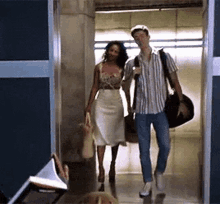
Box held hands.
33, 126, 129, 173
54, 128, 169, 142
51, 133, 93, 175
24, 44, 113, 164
127, 105, 134, 115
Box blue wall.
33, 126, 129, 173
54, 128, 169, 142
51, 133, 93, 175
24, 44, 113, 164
0, 78, 51, 198
214, 1, 220, 57
0, 0, 48, 61
210, 76, 220, 203
210, 1, 220, 203
0, 0, 52, 199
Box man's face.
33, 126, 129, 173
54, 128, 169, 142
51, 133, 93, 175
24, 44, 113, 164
133, 30, 150, 49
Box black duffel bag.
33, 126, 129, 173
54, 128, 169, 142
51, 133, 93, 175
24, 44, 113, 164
164, 91, 194, 128
159, 49, 194, 128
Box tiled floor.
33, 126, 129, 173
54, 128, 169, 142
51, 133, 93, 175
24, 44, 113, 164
58, 135, 202, 204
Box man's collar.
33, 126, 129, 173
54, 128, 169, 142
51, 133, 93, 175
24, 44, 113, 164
138, 46, 158, 60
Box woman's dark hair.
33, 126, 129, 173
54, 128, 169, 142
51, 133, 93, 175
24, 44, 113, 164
103, 41, 128, 69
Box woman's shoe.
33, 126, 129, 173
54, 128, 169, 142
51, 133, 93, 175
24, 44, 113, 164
98, 183, 105, 192
109, 162, 116, 182
98, 167, 105, 183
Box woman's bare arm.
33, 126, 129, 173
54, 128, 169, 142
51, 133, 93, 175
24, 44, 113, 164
85, 65, 100, 114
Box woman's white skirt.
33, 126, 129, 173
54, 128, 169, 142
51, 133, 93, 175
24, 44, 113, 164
93, 89, 125, 147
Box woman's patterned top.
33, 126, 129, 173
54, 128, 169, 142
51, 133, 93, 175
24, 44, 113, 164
99, 63, 122, 89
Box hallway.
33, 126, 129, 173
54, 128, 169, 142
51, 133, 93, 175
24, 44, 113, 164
58, 135, 202, 204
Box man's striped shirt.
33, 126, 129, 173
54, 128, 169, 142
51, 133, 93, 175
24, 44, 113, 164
124, 48, 178, 114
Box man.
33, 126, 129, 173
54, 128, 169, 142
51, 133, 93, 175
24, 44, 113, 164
123, 25, 188, 197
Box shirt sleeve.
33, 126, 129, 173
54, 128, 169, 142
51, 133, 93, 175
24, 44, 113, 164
123, 59, 134, 81
165, 52, 178, 73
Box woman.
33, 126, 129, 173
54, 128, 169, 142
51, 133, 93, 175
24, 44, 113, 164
85, 41, 128, 183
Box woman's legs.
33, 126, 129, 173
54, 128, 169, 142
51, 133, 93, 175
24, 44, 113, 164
109, 144, 119, 182
97, 145, 106, 182
97, 144, 120, 182
111, 144, 119, 163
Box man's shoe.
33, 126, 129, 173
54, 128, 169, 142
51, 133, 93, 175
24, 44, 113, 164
154, 172, 165, 191
139, 182, 152, 198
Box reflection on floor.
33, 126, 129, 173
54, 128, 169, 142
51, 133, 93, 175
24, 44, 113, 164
58, 136, 202, 204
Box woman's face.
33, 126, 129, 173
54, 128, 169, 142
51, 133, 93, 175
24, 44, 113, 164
107, 44, 120, 62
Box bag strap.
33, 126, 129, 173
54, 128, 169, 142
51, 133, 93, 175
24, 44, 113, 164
132, 56, 140, 110
159, 49, 173, 86
134, 56, 139, 67
159, 49, 175, 97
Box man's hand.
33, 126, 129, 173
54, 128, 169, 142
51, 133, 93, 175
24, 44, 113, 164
177, 102, 189, 118
133, 67, 141, 76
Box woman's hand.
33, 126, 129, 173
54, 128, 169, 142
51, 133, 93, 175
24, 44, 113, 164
85, 105, 91, 116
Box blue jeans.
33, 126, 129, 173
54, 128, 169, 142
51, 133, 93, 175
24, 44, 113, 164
135, 112, 170, 182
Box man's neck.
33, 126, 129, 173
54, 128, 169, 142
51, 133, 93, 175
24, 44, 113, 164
141, 46, 152, 61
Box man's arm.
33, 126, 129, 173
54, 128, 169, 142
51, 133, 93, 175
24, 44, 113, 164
169, 71, 183, 101
169, 71, 189, 117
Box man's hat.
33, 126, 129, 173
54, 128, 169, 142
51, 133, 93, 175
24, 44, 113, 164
131, 25, 149, 37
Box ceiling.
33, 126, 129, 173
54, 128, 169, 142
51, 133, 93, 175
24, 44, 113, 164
95, 0, 203, 12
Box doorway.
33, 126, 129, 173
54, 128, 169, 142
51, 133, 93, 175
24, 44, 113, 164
94, 7, 203, 203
